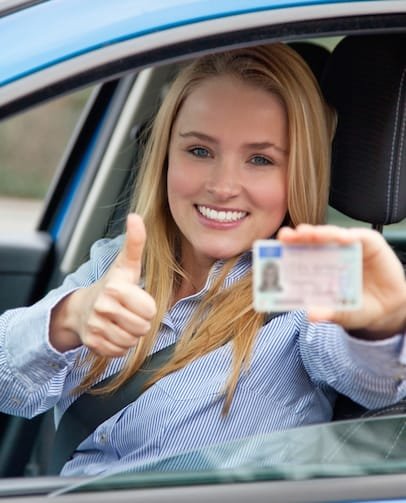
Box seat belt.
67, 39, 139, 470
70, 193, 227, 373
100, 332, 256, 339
47, 342, 175, 475
47, 312, 284, 475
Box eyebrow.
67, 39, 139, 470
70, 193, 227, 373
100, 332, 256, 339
178, 131, 288, 154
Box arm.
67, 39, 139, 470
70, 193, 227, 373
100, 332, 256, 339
298, 317, 406, 409
0, 214, 157, 418
0, 236, 121, 418
278, 224, 406, 408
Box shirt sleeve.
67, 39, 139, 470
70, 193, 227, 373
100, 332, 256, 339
298, 314, 406, 409
0, 236, 123, 419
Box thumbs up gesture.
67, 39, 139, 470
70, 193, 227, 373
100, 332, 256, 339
50, 214, 157, 356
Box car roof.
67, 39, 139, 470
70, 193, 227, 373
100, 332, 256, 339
0, 0, 404, 119
0, 0, 393, 86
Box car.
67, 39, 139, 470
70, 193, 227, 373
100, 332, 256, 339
0, 0, 406, 501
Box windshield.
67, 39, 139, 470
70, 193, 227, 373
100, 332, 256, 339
53, 414, 406, 495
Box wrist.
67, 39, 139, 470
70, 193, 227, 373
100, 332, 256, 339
49, 290, 84, 352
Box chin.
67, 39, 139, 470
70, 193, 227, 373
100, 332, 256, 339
208, 249, 246, 261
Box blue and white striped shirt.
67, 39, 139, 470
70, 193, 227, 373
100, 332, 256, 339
0, 236, 406, 477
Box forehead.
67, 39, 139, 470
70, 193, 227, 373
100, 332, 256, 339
184, 73, 280, 104
173, 75, 287, 129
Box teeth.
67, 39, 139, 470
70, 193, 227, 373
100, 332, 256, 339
197, 205, 247, 223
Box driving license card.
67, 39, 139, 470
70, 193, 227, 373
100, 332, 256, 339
253, 240, 362, 312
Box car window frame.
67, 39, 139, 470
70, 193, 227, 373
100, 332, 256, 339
0, 3, 406, 501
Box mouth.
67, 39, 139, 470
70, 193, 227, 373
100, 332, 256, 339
196, 205, 248, 223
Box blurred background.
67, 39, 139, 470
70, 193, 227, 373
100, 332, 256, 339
0, 88, 92, 232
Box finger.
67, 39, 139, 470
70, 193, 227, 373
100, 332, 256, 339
277, 224, 355, 245
115, 284, 157, 320
342, 228, 391, 262
84, 317, 142, 355
102, 282, 157, 320
99, 320, 146, 349
93, 291, 153, 334
306, 306, 338, 323
84, 333, 133, 357
118, 213, 147, 274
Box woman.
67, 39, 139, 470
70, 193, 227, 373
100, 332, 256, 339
259, 261, 283, 292
0, 44, 405, 476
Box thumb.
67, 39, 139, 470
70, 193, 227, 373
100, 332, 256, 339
119, 213, 147, 272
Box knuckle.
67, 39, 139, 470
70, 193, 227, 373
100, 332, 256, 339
144, 298, 157, 319
150, 303, 158, 318
129, 317, 151, 336
82, 333, 98, 351
109, 347, 127, 358
92, 298, 106, 315
139, 321, 152, 335
93, 301, 112, 317
103, 281, 121, 300
133, 327, 147, 338
86, 318, 103, 337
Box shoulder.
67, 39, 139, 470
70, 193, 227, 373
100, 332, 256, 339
88, 235, 124, 276
89, 234, 124, 260
64, 235, 124, 286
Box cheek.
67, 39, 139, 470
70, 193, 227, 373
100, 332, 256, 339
167, 157, 185, 201
167, 162, 196, 212
251, 173, 288, 213
167, 156, 201, 201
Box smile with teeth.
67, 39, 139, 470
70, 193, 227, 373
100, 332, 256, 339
197, 205, 247, 223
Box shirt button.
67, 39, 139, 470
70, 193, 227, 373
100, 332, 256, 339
99, 433, 108, 445
10, 398, 21, 406
48, 361, 63, 370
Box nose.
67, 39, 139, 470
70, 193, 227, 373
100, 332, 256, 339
206, 157, 241, 200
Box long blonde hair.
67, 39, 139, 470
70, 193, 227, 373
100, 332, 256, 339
79, 43, 336, 411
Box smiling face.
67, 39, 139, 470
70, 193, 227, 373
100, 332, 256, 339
167, 75, 289, 275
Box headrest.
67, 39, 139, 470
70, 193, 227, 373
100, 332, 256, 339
322, 34, 406, 225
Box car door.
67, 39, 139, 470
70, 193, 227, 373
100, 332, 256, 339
0, 75, 138, 477
0, 52, 181, 475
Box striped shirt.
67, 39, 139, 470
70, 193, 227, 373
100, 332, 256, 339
0, 236, 406, 477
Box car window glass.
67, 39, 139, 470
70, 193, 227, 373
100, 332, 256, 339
0, 88, 93, 234
52, 415, 406, 496
327, 207, 370, 228
328, 206, 406, 236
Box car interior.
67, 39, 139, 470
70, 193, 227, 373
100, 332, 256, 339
0, 27, 405, 485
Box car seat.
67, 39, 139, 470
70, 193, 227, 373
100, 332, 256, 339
321, 33, 406, 419
289, 41, 330, 84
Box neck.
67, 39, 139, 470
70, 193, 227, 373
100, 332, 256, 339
171, 251, 216, 306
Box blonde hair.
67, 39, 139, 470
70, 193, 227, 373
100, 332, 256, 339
79, 43, 336, 411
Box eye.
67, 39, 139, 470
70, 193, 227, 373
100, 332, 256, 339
249, 155, 274, 166
188, 146, 211, 158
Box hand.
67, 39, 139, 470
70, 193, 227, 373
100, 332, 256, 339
277, 224, 406, 339
50, 213, 157, 356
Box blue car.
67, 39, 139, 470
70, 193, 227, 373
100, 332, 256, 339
0, 0, 406, 501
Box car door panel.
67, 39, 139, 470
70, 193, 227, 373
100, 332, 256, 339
0, 232, 53, 312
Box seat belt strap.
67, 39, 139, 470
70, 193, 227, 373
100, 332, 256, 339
47, 312, 284, 475
47, 342, 176, 475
